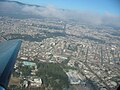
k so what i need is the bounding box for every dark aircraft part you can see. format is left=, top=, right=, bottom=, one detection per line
left=0, top=39, right=22, bottom=89
left=0, top=86, right=5, bottom=90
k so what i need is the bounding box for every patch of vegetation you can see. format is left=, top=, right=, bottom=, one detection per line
left=83, top=36, right=105, bottom=44
left=61, top=65, right=77, bottom=72
left=67, top=44, right=77, bottom=51
left=20, top=66, right=32, bottom=77
left=4, top=32, right=66, bottom=42
left=36, top=62, right=69, bottom=90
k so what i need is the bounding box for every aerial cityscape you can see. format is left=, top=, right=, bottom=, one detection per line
left=0, top=0, right=120, bottom=90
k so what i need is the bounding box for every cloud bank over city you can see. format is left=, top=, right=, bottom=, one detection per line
left=0, top=1, right=120, bottom=27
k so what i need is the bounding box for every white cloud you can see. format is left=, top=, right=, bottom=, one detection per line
left=0, top=1, right=120, bottom=27
left=22, top=5, right=66, bottom=19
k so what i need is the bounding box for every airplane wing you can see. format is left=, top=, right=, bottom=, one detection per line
left=0, top=39, right=22, bottom=90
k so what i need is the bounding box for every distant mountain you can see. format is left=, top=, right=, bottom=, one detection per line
left=0, top=1, right=45, bottom=19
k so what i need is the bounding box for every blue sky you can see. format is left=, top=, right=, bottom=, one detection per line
left=12, top=0, right=120, bottom=15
